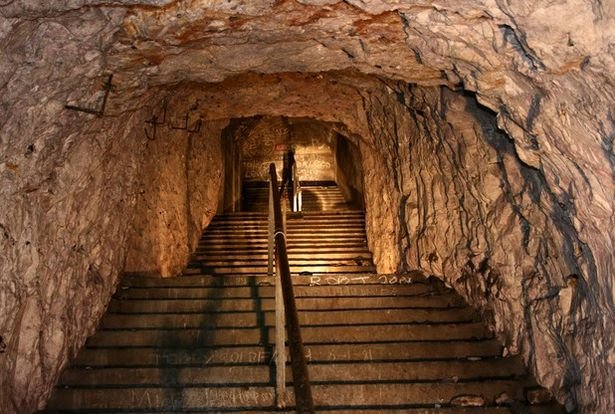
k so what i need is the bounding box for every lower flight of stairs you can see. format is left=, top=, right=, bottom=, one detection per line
left=44, top=274, right=560, bottom=413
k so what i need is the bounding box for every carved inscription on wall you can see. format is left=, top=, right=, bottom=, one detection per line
left=239, top=117, right=335, bottom=181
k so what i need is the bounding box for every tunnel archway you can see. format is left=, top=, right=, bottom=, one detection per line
left=218, top=115, right=365, bottom=213
left=1, top=2, right=613, bottom=413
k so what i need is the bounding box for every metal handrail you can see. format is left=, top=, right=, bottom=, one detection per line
left=269, top=162, right=314, bottom=413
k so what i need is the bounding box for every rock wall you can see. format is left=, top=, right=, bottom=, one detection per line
left=290, top=118, right=337, bottom=183
left=0, top=11, right=225, bottom=412
left=0, top=8, right=144, bottom=413
left=124, top=116, right=225, bottom=277
left=335, top=135, right=365, bottom=208
left=359, top=84, right=615, bottom=413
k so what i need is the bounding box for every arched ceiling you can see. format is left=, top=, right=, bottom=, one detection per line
left=4, top=0, right=612, bottom=112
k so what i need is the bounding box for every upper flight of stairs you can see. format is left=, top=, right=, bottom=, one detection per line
left=185, top=210, right=375, bottom=277
left=43, top=182, right=563, bottom=413
left=242, top=181, right=352, bottom=212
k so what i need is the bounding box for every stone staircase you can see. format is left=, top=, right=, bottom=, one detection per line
left=242, top=181, right=352, bottom=212
left=43, top=182, right=563, bottom=413
left=184, top=210, right=374, bottom=277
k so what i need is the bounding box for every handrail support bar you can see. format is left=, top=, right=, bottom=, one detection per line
left=269, top=163, right=314, bottom=413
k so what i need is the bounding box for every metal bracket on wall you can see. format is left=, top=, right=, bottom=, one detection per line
left=65, top=74, right=113, bottom=117
left=144, top=100, right=168, bottom=141
left=170, top=100, right=201, bottom=133
left=170, top=111, right=190, bottom=130
left=187, top=115, right=202, bottom=133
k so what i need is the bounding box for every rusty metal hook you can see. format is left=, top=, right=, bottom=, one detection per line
left=144, top=100, right=168, bottom=141
left=146, top=99, right=167, bottom=126
left=170, top=111, right=189, bottom=130
left=65, top=74, right=113, bottom=117
left=169, top=99, right=199, bottom=131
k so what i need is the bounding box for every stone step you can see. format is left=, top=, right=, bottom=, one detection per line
left=251, top=194, right=348, bottom=199
left=59, top=358, right=525, bottom=386
left=45, top=380, right=527, bottom=410
left=87, top=323, right=490, bottom=347
left=41, top=408, right=564, bottom=414
left=244, top=192, right=347, bottom=197
left=182, top=265, right=376, bottom=275
left=122, top=273, right=426, bottom=288
left=213, top=211, right=364, bottom=219
left=246, top=195, right=347, bottom=201
left=115, top=284, right=439, bottom=299
left=192, top=251, right=372, bottom=260
left=72, top=340, right=503, bottom=367
left=246, top=204, right=351, bottom=209
left=205, top=229, right=362, bottom=234
left=193, top=248, right=372, bottom=256
left=204, top=225, right=366, bottom=232
left=243, top=188, right=345, bottom=192
left=197, top=237, right=368, bottom=245
left=247, top=200, right=349, bottom=206
left=247, top=190, right=346, bottom=194
left=193, top=252, right=373, bottom=260
left=316, top=409, right=559, bottom=414
left=185, top=262, right=376, bottom=275
left=212, top=212, right=267, bottom=216
left=212, top=217, right=362, bottom=223
left=197, top=240, right=367, bottom=246
left=191, top=258, right=373, bottom=265
left=108, top=294, right=464, bottom=313
left=101, top=308, right=477, bottom=329
left=242, top=205, right=353, bottom=210
left=199, top=235, right=368, bottom=242
left=199, top=233, right=368, bottom=240
left=207, top=221, right=366, bottom=228
left=196, top=243, right=370, bottom=251
left=210, top=221, right=364, bottom=227
left=188, top=259, right=373, bottom=268
left=196, top=243, right=369, bottom=251
left=244, top=183, right=339, bottom=187
left=244, top=204, right=352, bottom=210
left=194, top=247, right=369, bottom=254
left=208, top=221, right=367, bottom=228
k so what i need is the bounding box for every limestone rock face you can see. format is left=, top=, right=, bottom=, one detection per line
left=124, top=115, right=225, bottom=277
left=0, top=1, right=614, bottom=414
left=358, top=84, right=615, bottom=414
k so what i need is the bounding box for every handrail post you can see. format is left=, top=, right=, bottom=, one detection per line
left=292, top=161, right=302, bottom=212
left=268, top=180, right=275, bottom=277
left=275, top=263, right=287, bottom=408
left=269, top=163, right=314, bottom=413
left=291, top=163, right=299, bottom=212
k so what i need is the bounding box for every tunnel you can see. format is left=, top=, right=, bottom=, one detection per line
left=0, top=1, right=614, bottom=413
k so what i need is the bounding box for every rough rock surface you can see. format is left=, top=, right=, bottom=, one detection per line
left=0, top=1, right=613, bottom=413
left=334, top=134, right=364, bottom=208
left=124, top=116, right=225, bottom=277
